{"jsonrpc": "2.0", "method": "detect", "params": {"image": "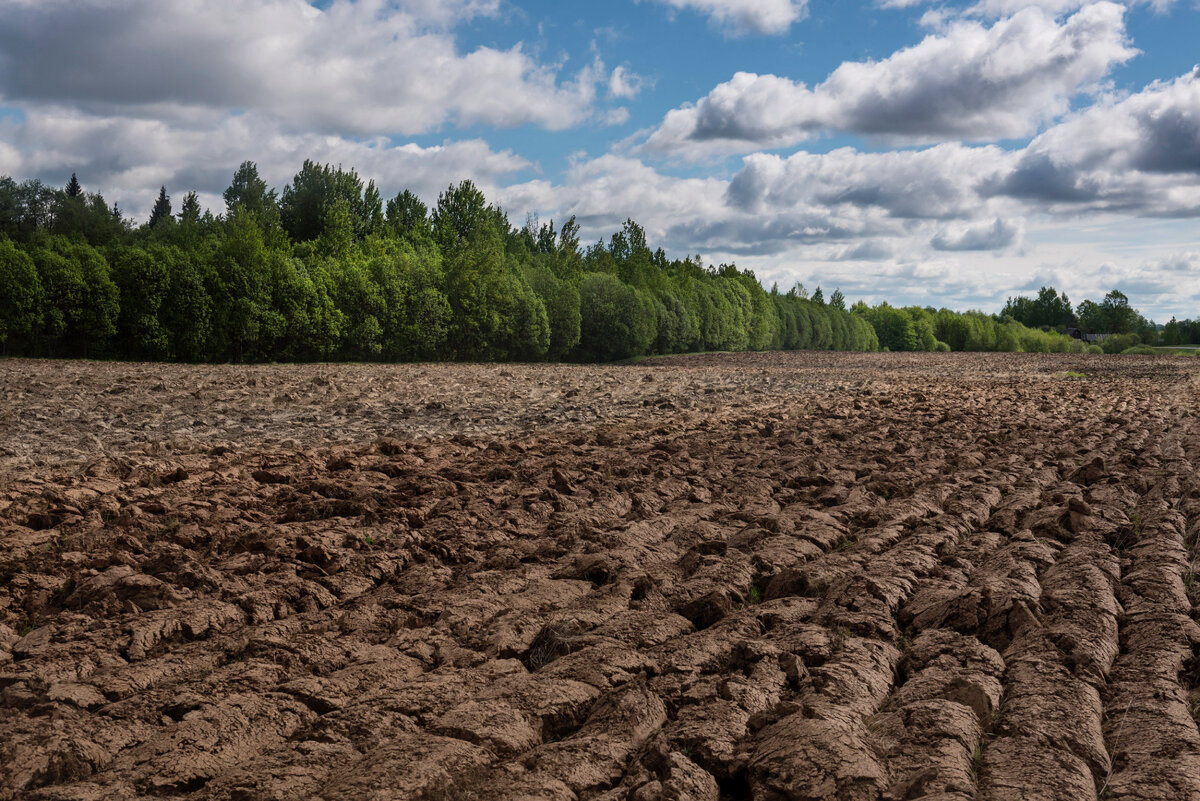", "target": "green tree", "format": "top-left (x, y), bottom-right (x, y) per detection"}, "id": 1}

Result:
top-left (157, 244), bottom-right (213, 362)
top-left (0, 237), bottom-right (42, 351)
top-left (385, 189), bottom-right (429, 239)
top-left (148, 186), bottom-right (172, 228)
top-left (179, 192), bottom-right (202, 225)
top-left (432, 180), bottom-right (489, 255)
top-left (554, 216), bottom-right (584, 281)
top-left (366, 237), bottom-right (451, 361)
top-left (526, 265), bottom-right (581, 360)
top-left (30, 237), bottom-right (119, 356)
top-left (280, 160), bottom-right (375, 243)
top-left (1097, 290), bottom-right (1141, 334)
top-left (209, 207), bottom-right (274, 360)
top-left (110, 244), bottom-right (170, 358)
top-left (575, 272), bottom-right (655, 361)
top-left (224, 161), bottom-right (277, 218)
